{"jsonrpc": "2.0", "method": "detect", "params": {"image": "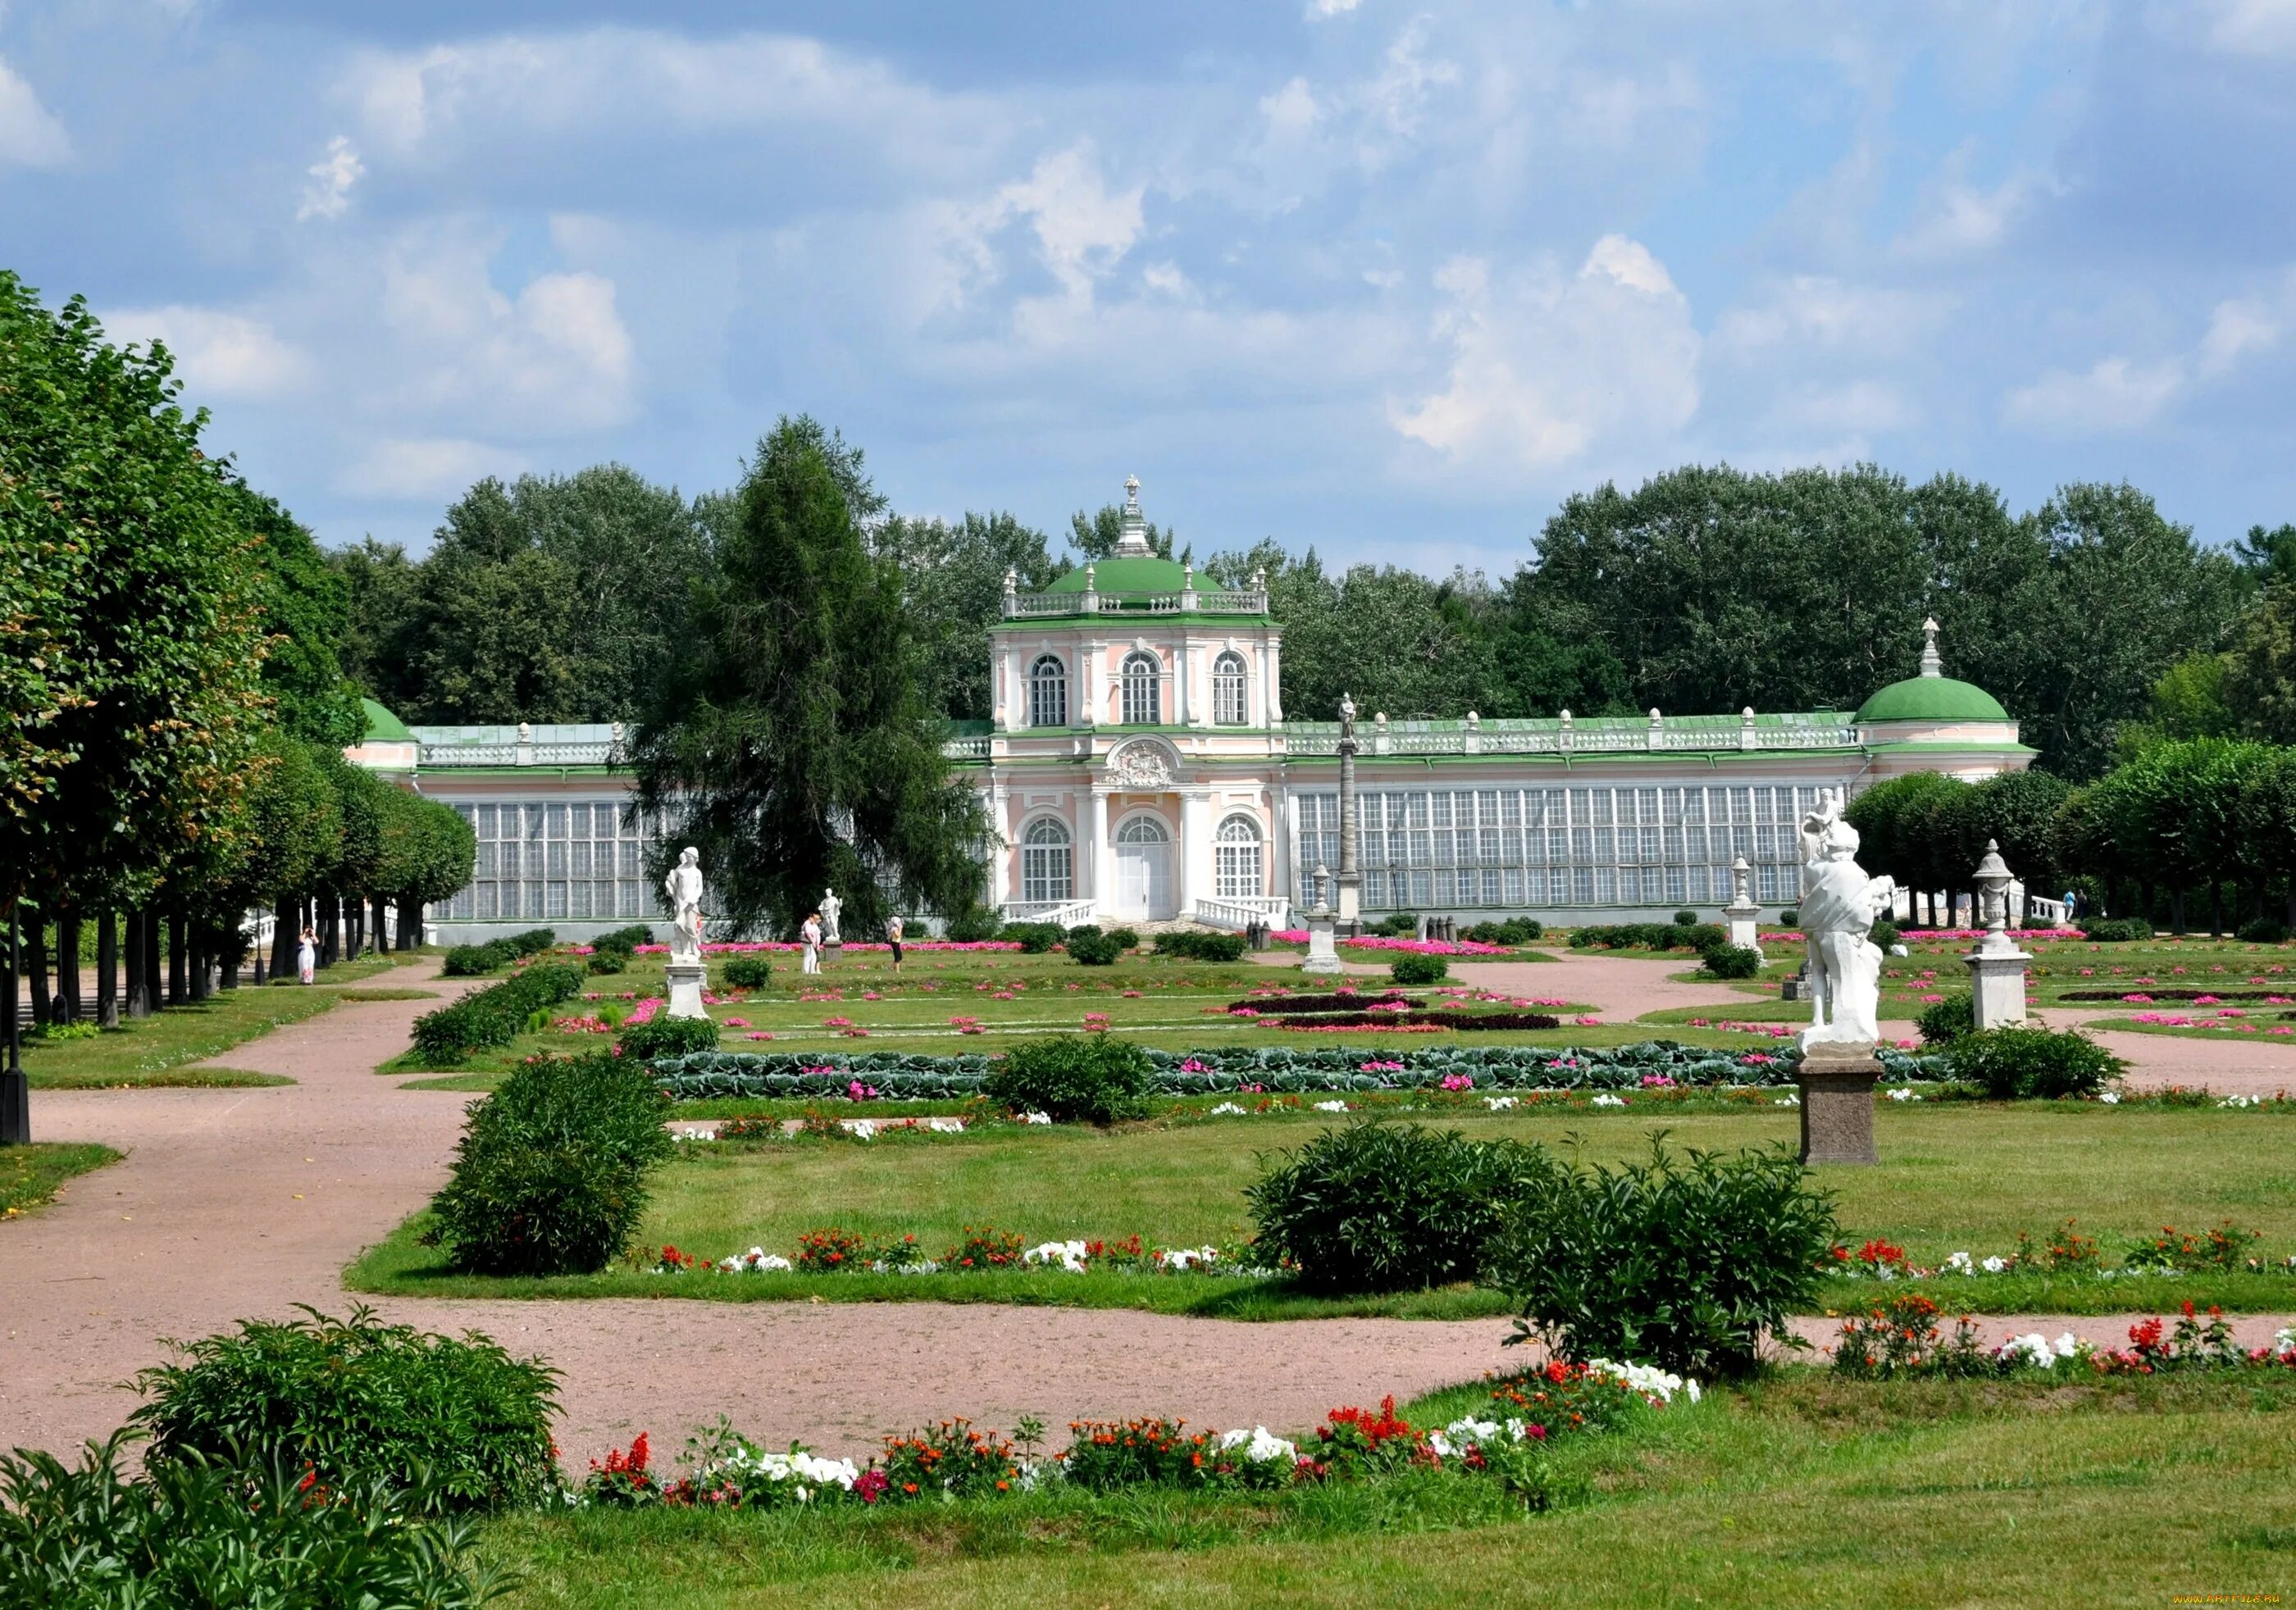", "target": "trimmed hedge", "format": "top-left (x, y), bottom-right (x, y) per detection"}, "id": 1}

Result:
top-left (408, 962), bottom-right (585, 1066)
top-left (722, 954), bottom-right (772, 989)
top-left (647, 1040), bottom-right (1945, 1102)
top-left (2080, 917), bottom-right (2155, 943)
top-left (440, 928), bottom-right (559, 977)
top-left (1916, 990), bottom-right (1975, 1046)
top-left (617, 1015), bottom-right (721, 1060)
top-left (1945, 1026), bottom-right (2124, 1099)
top-left (983, 1035), bottom-right (1154, 1125)
top-left (1460, 917), bottom-right (1542, 945)
top-left (1390, 953), bottom-right (1448, 985)
top-left (1064, 927), bottom-right (1126, 966)
top-left (1699, 944), bottom-right (1762, 980)
top-left (1568, 922), bottom-right (1723, 954)
top-left (1151, 929), bottom-right (1249, 962)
